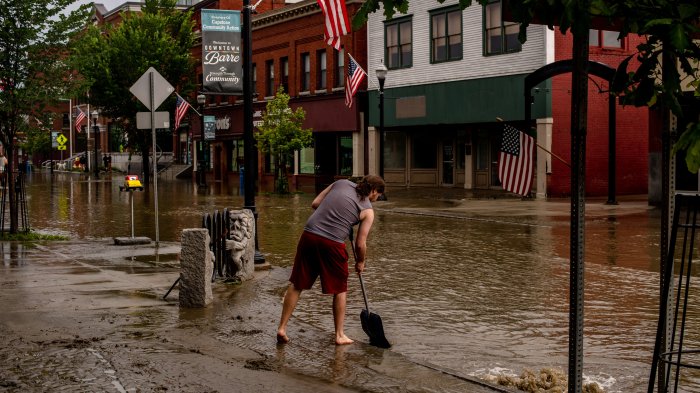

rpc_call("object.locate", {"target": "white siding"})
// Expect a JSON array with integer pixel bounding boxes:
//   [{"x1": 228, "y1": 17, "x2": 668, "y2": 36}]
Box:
[{"x1": 367, "y1": 0, "x2": 550, "y2": 91}]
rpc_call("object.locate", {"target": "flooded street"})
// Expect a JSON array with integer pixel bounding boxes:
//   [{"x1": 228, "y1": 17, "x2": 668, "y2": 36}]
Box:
[{"x1": 12, "y1": 171, "x2": 700, "y2": 392}]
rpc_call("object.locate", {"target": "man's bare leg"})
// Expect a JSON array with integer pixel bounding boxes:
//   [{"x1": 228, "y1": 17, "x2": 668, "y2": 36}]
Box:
[
  {"x1": 333, "y1": 292, "x2": 353, "y2": 345},
  {"x1": 277, "y1": 284, "x2": 302, "y2": 343}
]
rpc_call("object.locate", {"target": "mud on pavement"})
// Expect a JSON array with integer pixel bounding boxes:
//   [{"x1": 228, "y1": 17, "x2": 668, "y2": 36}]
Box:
[{"x1": 0, "y1": 240, "x2": 505, "y2": 393}]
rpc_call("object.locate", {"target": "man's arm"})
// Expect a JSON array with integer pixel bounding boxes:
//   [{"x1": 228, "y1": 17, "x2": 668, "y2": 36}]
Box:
[
  {"x1": 311, "y1": 183, "x2": 334, "y2": 210},
  {"x1": 353, "y1": 208, "x2": 375, "y2": 273}
]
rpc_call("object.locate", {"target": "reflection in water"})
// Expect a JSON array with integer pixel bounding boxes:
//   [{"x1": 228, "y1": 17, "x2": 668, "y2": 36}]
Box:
[{"x1": 22, "y1": 171, "x2": 700, "y2": 392}]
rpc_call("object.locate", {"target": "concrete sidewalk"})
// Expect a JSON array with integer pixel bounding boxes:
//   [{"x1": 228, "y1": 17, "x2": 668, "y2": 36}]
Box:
[{"x1": 0, "y1": 239, "x2": 505, "y2": 393}]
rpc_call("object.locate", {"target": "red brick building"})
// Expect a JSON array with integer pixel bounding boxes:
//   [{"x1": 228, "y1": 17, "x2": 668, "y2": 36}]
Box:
[
  {"x1": 182, "y1": 0, "x2": 367, "y2": 193},
  {"x1": 548, "y1": 30, "x2": 650, "y2": 197}
]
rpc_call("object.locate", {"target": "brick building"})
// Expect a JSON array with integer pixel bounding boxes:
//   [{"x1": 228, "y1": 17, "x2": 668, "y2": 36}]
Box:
[{"x1": 182, "y1": 0, "x2": 368, "y2": 193}]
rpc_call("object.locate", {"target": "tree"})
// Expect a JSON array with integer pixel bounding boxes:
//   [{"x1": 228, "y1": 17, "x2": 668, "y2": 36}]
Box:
[
  {"x1": 69, "y1": 0, "x2": 196, "y2": 185},
  {"x1": 255, "y1": 87, "x2": 313, "y2": 194},
  {"x1": 0, "y1": 0, "x2": 89, "y2": 233}
]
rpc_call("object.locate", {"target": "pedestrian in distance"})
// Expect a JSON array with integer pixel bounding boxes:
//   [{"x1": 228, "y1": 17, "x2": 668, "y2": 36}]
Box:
[{"x1": 277, "y1": 175, "x2": 385, "y2": 346}]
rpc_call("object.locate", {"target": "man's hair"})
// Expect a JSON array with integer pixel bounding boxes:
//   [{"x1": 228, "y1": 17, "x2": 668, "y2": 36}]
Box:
[{"x1": 355, "y1": 175, "x2": 385, "y2": 200}]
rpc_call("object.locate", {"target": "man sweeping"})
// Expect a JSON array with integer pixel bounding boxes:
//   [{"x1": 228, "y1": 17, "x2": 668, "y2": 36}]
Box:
[{"x1": 277, "y1": 175, "x2": 385, "y2": 345}]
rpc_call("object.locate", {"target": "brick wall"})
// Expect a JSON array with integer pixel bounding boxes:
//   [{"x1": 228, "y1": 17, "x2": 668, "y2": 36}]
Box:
[{"x1": 548, "y1": 30, "x2": 649, "y2": 197}]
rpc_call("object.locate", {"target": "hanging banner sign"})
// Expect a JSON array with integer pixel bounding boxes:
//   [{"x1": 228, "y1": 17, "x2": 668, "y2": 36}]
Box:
[
  {"x1": 204, "y1": 115, "x2": 216, "y2": 141},
  {"x1": 201, "y1": 9, "x2": 242, "y2": 95}
]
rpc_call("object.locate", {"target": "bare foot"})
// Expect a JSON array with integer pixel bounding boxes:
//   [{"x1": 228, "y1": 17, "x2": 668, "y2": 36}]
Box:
[
  {"x1": 335, "y1": 334, "x2": 354, "y2": 345},
  {"x1": 276, "y1": 331, "x2": 289, "y2": 344}
]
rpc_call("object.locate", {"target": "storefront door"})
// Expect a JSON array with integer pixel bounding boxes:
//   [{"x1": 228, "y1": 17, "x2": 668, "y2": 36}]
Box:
[
  {"x1": 441, "y1": 140, "x2": 454, "y2": 186},
  {"x1": 474, "y1": 132, "x2": 501, "y2": 189}
]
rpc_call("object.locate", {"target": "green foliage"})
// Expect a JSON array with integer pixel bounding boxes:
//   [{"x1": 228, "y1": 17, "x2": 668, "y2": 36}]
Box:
[
  {"x1": 0, "y1": 0, "x2": 89, "y2": 233},
  {"x1": 69, "y1": 0, "x2": 196, "y2": 184},
  {"x1": 255, "y1": 87, "x2": 313, "y2": 193}
]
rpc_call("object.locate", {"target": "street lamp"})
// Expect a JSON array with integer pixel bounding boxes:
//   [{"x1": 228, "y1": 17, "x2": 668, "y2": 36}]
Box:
[
  {"x1": 91, "y1": 110, "x2": 99, "y2": 179},
  {"x1": 196, "y1": 93, "x2": 207, "y2": 188},
  {"x1": 375, "y1": 62, "x2": 387, "y2": 179}
]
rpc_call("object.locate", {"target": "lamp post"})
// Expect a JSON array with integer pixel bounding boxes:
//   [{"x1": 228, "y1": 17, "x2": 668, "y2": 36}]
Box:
[
  {"x1": 91, "y1": 110, "x2": 99, "y2": 179},
  {"x1": 375, "y1": 62, "x2": 387, "y2": 179},
  {"x1": 196, "y1": 93, "x2": 207, "y2": 188},
  {"x1": 243, "y1": 0, "x2": 265, "y2": 264}
]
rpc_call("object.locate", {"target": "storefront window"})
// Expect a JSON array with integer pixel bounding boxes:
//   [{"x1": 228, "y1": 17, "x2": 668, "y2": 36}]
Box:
[
  {"x1": 339, "y1": 136, "x2": 352, "y2": 176},
  {"x1": 299, "y1": 147, "x2": 315, "y2": 174},
  {"x1": 385, "y1": 131, "x2": 406, "y2": 169},
  {"x1": 411, "y1": 134, "x2": 437, "y2": 169},
  {"x1": 230, "y1": 138, "x2": 244, "y2": 172}
]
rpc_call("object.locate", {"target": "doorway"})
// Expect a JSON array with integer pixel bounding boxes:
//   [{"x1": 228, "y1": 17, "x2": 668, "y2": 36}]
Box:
[
  {"x1": 441, "y1": 140, "x2": 454, "y2": 186},
  {"x1": 474, "y1": 131, "x2": 501, "y2": 189}
]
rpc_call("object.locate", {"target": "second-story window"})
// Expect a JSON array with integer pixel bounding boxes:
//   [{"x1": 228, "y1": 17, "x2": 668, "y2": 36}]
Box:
[
  {"x1": 252, "y1": 63, "x2": 257, "y2": 96},
  {"x1": 266, "y1": 60, "x2": 274, "y2": 97},
  {"x1": 317, "y1": 50, "x2": 327, "y2": 90},
  {"x1": 589, "y1": 29, "x2": 624, "y2": 49},
  {"x1": 301, "y1": 53, "x2": 310, "y2": 92},
  {"x1": 431, "y1": 7, "x2": 462, "y2": 63},
  {"x1": 484, "y1": 0, "x2": 521, "y2": 55},
  {"x1": 385, "y1": 17, "x2": 412, "y2": 69},
  {"x1": 280, "y1": 57, "x2": 289, "y2": 93},
  {"x1": 335, "y1": 48, "x2": 345, "y2": 88}
]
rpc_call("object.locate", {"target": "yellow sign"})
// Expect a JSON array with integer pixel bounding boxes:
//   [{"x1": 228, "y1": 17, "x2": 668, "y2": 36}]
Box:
[
  {"x1": 56, "y1": 134, "x2": 67, "y2": 145},
  {"x1": 57, "y1": 145, "x2": 66, "y2": 150}
]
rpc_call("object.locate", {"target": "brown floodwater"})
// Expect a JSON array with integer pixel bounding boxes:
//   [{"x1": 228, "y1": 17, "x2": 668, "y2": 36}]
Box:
[{"x1": 19, "y1": 170, "x2": 700, "y2": 392}]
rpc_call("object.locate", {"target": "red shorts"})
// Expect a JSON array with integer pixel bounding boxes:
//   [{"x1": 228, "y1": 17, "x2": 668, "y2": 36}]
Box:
[{"x1": 289, "y1": 231, "x2": 349, "y2": 294}]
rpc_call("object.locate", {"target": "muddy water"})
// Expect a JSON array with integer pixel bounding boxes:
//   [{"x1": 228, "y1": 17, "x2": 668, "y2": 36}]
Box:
[{"x1": 21, "y1": 171, "x2": 700, "y2": 392}]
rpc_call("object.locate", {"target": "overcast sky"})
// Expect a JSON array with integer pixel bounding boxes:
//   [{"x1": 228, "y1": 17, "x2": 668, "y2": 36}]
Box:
[{"x1": 65, "y1": 0, "x2": 126, "y2": 14}]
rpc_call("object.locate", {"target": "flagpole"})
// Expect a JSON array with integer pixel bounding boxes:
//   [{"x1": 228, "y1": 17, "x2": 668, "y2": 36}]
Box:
[
  {"x1": 176, "y1": 92, "x2": 201, "y2": 117},
  {"x1": 348, "y1": 53, "x2": 378, "y2": 90},
  {"x1": 496, "y1": 117, "x2": 570, "y2": 168}
]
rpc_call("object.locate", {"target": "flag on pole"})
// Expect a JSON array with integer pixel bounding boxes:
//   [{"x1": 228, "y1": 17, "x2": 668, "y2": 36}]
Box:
[
  {"x1": 317, "y1": 0, "x2": 350, "y2": 50},
  {"x1": 345, "y1": 54, "x2": 366, "y2": 108},
  {"x1": 74, "y1": 108, "x2": 86, "y2": 133},
  {"x1": 498, "y1": 124, "x2": 534, "y2": 197},
  {"x1": 174, "y1": 94, "x2": 192, "y2": 130}
]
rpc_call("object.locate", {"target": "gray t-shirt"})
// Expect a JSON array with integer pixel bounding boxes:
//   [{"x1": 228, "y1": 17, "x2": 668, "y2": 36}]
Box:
[{"x1": 304, "y1": 179, "x2": 372, "y2": 243}]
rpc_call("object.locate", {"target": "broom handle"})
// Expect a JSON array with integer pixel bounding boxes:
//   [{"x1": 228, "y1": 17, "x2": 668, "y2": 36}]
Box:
[{"x1": 350, "y1": 227, "x2": 371, "y2": 312}]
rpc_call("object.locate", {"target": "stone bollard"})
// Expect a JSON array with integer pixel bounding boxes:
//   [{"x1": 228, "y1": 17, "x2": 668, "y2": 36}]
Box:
[
  {"x1": 179, "y1": 228, "x2": 214, "y2": 308},
  {"x1": 225, "y1": 209, "x2": 255, "y2": 281}
]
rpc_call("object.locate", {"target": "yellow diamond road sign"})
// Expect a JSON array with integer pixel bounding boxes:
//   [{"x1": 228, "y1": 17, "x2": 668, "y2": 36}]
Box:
[{"x1": 56, "y1": 134, "x2": 67, "y2": 145}]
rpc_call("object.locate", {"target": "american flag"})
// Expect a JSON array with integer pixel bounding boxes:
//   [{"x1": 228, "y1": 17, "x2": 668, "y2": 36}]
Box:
[
  {"x1": 174, "y1": 95, "x2": 191, "y2": 130},
  {"x1": 498, "y1": 124, "x2": 534, "y2": 197},
  {"x1": 345, "y1": 54, "x2": 366, "y2": 108},
  {"x1": 317, "y1": 0, "x2": 350, "y2": 50},
  {"x1": 74, "y1": 108, "x2": 86, "y2": 133}
]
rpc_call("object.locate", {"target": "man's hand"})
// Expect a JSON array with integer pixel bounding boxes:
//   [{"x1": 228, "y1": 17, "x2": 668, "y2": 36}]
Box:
[{"x1": 355, "y1": 260, "x2": 365, "y2": 273}]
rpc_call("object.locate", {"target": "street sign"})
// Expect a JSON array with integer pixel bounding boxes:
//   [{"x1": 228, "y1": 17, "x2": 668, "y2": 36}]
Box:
[
  {"x1": 56, "y1": 134, "x2": 67, "y2": 145},
  {"x1": 129, "y1": 67, "x2": 174, "y2": 111},
  {"x1": 57, "y1": 145, "x2": 66, "y2": 151},
  {"x1": 136, "y1": 111, "x2": 170, "y2": 129}
]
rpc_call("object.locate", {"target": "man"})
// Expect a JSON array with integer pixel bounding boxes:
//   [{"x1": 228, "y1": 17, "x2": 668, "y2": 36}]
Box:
[{"x1": 277, "y1": 175, "x2": 385, "y2": 345}]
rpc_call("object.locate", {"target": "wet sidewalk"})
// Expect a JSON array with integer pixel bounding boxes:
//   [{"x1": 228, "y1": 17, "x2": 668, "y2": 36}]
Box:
[
  {"x1": 0, "y1": 239, "x2": 506, "y2": 392},
  {"x1": 0, "y1": 190, "x2": 659, "y2": 392}
]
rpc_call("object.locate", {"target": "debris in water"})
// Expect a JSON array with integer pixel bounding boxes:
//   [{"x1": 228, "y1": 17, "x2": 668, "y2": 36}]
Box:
[{"x1": 494, "y1": 368, "x2": 603, "y2": 393}]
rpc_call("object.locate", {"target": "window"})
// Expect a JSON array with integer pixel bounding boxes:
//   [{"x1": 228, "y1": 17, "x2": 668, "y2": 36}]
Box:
[
  {"x1": 411, "y1": 134, "x2": 437, "y2": 169},
  {"x1": 484, "y1": 0, "x2": 521, "y2": 55},
  {"x1": 589, "y1": 29, "x2": 623, "y2": 49},
  {"x1": 252, "y1": 63, "x2": 257, "y2": 96},
  {"x1": 385, "y1": 17, "x2": 412, "y2": 69},
  {"x1": 431, "y1": 7, "x2": 462, "y2": 62},
  {"x1": 338, "y1": 136, "x2": 352, "y2": 176},
  {"x1": 385, "y1": 131, "x2": 406, "y2": 169},
  {"x1": 280, "y1": 57, "x2": 289, "y2": 93},
  {"x1": 300, "y1": 53, "x2": 310, "y2": 92},
  {"x1": 299, "y1": 147, "x2": 315, "y2": 174},
  {"x1": 317, "y1": 50, "x2": 327, "y2": 90},
  {"x1": 265, "y1": 60, "x2": 274, "y2": 97},
  {"x1": 335, "y1": 48, "x2": 345, "y2": 88}
]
